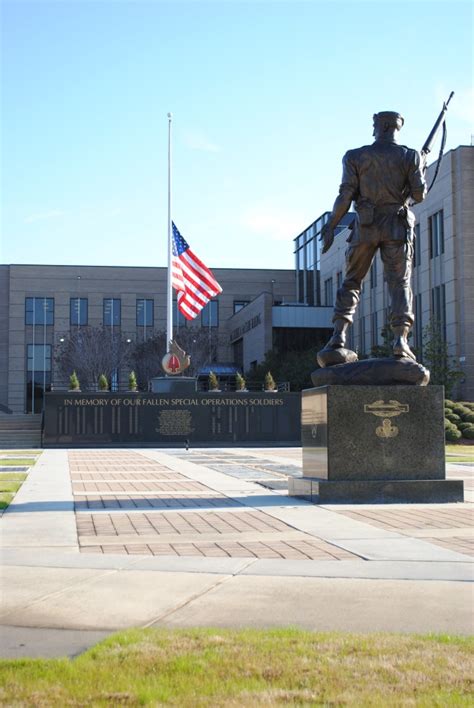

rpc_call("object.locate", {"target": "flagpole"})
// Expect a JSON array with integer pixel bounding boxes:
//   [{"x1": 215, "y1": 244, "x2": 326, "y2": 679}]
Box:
[{"x1": 166, "y1": 112, "x2": 173, "y2": 352}]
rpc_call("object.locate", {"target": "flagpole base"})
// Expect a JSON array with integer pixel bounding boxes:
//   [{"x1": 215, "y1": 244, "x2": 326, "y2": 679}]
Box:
[{"x1": 150, "y1": 376, "x2": 197, "y2": 395}]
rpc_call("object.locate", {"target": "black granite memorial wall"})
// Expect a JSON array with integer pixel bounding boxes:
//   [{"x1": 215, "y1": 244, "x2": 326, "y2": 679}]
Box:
[{"x1": 43, "y1": 392, "x2": 301, "y2": 447}]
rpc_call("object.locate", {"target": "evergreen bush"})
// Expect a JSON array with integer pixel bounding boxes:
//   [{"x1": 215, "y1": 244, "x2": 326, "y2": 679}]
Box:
[
  {"x1": 445, "y1": 426, "x2": 462, "y2": 442},
  {"x1": 452, "y1": 403, "x2": 470, "y2": 417},
  {"x1": 462, "y1": 425, "x2": 474, "y2": 440},
  {"x1": 264, "y1": 371, "x2": 277, "y2": 391},
  {"x1": 444, "y1": 399, "x2": 455, "y2": 409},
  {"x1": 463, "y1": 413, "x2": 474, "y2": 424},
  {"x1": 208, "y1": 371, "x2": 220, "y2": 391},
  {"x1": 235, "y1": 372, "x2": 247, "y2": 391},
  {"x1": 98, "y1": 374, "x2": 109, "y2": 391},
  {"x1": 446, "y1": 413, "x2": 462, "y2": 424},
  {"x1": 458, "y1": 422, "x2": 473, "y2": 432},
  {"x1": 128, "y1": 370, "x2": 138, "y2": 391},
  {"x1": 69, "y1": 371, "x2": 80, "y2": 391}
]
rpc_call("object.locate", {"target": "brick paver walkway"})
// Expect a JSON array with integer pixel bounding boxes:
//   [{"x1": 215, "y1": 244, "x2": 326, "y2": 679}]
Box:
[
  {"x1": 337, "y1": 508, "x2": 474, "y2": 557},
  {"x1": 70, "y1": 450, "x2": 473, "y2": 560},
  {"x1": 70, "y1": 451, "x2": 359, "y2": 561}
]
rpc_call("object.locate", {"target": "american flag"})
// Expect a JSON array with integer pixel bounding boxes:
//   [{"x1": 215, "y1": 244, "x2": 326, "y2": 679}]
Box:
[{"x1": 171, "y1": 222, "x2": 222, "y2": 320}]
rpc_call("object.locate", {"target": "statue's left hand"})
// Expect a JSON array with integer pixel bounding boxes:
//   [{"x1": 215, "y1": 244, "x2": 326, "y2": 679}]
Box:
[{"x1": 320, "y1": 222, "x2": 334, "y2": 254}]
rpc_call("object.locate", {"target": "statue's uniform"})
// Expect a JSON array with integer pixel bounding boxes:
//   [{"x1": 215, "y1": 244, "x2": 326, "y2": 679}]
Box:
[{"x1": 333, "y1": 140, "x2": 426, "y2": 328}]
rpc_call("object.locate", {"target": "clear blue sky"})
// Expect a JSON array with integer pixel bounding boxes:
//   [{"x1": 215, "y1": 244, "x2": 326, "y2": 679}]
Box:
[{"x1": 1, "y1": 0, "x2": 472, "y2": 270}]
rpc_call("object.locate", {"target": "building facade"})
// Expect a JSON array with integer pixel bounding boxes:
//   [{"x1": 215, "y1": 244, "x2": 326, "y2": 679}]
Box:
[
  {"x1": 0, "y1": 265, "x2": 297, "y2": 413},
  {"x1": 318, "y1": 145, "x2": 474, "y2": 399}
]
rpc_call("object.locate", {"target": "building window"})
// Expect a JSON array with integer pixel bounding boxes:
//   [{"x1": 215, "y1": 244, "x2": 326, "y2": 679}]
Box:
[
  {"x1": 233, "y1": 338, "x2": 243, "y2": 371},
  {"x1": 414, "y1": 293, "x2": 423, "y2": 351},
  {"x1": 173, "y1": 300, "x2": 187, "y2": 328},
  {"x1": 103, "y1": 298, "x2": 121, "y2": 326},
  {"x1": 136, "y1": 299, "x2": 154, "y2": 327},
  {"x1": 201, "y1": 300, "x2": 219, "y2": 327},
  {"x1": 413, "y1": 223, "x2": 421, "y2": 268},
  {"x1": 371, "y1": 311, "x2": 378, "y2": 347},
  {"x1": 429, "y1": 210, "x2": 444, "y2": 259},
  {"x1": 336, "y1": 271, "x2": 343, "y2": 290},
  {"x1": 233, "y1": 300, "x2": 250, "y2": 314},
  {"x1": 111, "y1": 368, "x2": 119, "y2": 392},
  {"x1": 370, "y1": 258, "x2": 377, "y2": 289},
  {"x1": 431, "y1": 284, "x2": 446, "y2": 339},
  {"x1": 25, "y1": 297, "x2": 54, "y2": 325},
  {"x1": 26, "y1": 344, "x2": 52, "y2": 413},
  {"x1": 324, "y1": 278, "x2": 333, "y2": 306},
  {"x1": 359, "y1": 316, "x2": 366, "y2": 355},
  {"x1": 70, "y1": 298, "x2": 88, "y2": 326}
]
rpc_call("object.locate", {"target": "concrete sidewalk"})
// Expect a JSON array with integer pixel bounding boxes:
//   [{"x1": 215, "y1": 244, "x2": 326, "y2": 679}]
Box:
[{"x1": 1, "y1": 447, "x2": 472, "y2": 658}]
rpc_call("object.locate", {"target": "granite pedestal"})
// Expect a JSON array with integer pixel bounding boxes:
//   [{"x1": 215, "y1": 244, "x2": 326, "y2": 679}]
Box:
[{"x1": 288, "y1": 385, "x2": 464, "y2": 504}]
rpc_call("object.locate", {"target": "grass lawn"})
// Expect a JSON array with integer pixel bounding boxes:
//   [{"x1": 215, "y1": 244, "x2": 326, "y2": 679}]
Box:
[
  {"x1": 0, "y1": 628, "x2": 472, "y2": 706},
  {"x1": 0, "y1": 449, "x2": 40, "y2": 455},
  {"x1": 0, "y1": 472, "x2": 27, "y2": 482},
  {"x1": 446, "y1": 444, "x2": 473, "y2": 455},
  {"x1": 0, "y1": 492, "x2": 14, "y2": 509},
  {"x1": 0, "y1": 452, "x2": 40, "y2": 510}
]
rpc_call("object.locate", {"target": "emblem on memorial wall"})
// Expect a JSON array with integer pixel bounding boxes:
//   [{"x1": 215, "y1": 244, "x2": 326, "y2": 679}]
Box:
[
  {"x1": 364, "y1": 399, "x2": 409, "y2": 438},
  {"x1": 162, "y1": 340, "x2": 191, "y2": 375}
]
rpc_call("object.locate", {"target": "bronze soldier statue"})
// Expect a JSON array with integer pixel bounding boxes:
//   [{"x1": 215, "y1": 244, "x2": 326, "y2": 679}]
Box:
[{"x1": 318, "y1": 111, "x2": 427, "y2": 367}]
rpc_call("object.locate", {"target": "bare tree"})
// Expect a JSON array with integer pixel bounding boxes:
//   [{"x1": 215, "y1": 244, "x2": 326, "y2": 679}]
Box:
[
  {"x1": 130, "y1": 327, "x2": 225, "y2": 387},
  {"x1": 131, "y1": 331, "x2": 167, "y2": 390},
  {"x1": 174, "y1": 327, "x2": 224, "y2": 376},
  {"x1": 54, "y1": 327, "x2": 132, "y2": 391}
]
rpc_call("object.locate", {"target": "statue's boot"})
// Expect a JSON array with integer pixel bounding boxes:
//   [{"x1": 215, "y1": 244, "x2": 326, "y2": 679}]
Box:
[
  {"x1": 392, "y1": 325, "x2": 416, "y2": 361},
  {"x1": 325, "y1": 319, "x2": 349, "y2": 349},
  {"x1": 317, "y1": 319, "x2": 358, "y2": 368}
]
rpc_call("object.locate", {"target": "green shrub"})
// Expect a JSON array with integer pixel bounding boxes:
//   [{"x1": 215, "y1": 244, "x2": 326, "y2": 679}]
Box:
[
  {"x1": 451, "y1": 403, "x2": 470, "y2": 417},
  {"x1": 458, "y1": 422, "x2": 473, "y2": 432},
  {"x1": 128, "y1": 371, "x2": 138, "y2": 391},
  {"x1": 235, "y1": 372, "x2": 247, "y2": 391},
  {"x1": 208, "y1": 371, "x2": 219, "y2": 391},
  {"x1": 444, "y1": 418, "x2": 455, "y2": 430},
  {"x1": 460, "y1": 401, "x2": 474, "y2": 410},
  {"x1": 264, "y1": 371, "x2": 277, "y2": 391},
  {"x1": 462, "y1": 413, "x2": 474, "y2": 424},
  {"x1": 69, "y1": 371, "x2": 80, "y2": 391},
  {"x1": 445, "y1": 426, "x2": 462, "y2": 442},
  {"x1": 462, "y1": 425, "x2": 474, "y2": 440},
  {"x1": 444, "y1": 399, "x2": 455, "y2": 409},
  {"x1": 446, "y1": 413, "x2": 462, "y2": 424},
  {"x1": 98, "y1": 374, "x2": 109, "y2": 391}
]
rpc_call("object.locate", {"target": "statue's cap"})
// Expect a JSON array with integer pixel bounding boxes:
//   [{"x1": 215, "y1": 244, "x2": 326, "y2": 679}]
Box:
[{"x1": 373, "y1": 111, "x2": 404, "y2": 129}]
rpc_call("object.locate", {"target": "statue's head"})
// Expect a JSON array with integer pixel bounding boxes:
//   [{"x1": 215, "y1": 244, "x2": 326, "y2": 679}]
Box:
[{"x1": 373, "y1": 111, "x2": 404, "y2": 139}]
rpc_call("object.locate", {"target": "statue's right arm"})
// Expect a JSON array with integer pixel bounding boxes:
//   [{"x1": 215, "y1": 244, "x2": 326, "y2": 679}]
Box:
[
  {"x1": 320, "y1": 153, "x2": 357, "y2": 253},
  {"x1": 328, "y1": 153, "x2": 358, "y2": 227}
]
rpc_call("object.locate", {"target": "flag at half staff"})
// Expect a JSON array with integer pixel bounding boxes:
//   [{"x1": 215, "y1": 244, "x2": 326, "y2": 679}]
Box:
[{"x1": 171, "y1": 222, "x2": 222, "y2": 321}]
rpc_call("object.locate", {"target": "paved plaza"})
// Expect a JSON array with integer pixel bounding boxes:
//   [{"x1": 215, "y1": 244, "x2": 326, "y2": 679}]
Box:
[{"x1": 0, "y1": 446, "x2": 472, "y2": 657}]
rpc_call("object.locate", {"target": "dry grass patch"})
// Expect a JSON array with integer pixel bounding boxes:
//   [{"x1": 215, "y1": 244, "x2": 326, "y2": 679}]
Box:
[{"x1": 0, "y1": 628, "x2": 472, "y2": 706}]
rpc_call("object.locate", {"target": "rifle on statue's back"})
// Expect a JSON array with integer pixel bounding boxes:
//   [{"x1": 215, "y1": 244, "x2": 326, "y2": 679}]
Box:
[{"x1": 421, "y1": 91, "x2": 454, "y2": 192}]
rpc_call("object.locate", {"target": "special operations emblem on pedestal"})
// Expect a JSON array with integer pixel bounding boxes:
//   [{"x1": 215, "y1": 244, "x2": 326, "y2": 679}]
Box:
[
  {"x1": 162, "y1": 340, "x2": 191, "y2": 376},
  {"x1": 364, "y1": 399, "x2": 409, "y2": 438}
]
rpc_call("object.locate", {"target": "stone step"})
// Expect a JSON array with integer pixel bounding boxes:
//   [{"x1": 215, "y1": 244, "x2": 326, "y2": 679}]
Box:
[{"x1": 0, "y1": 415, "x2": 42, "y2": 432}]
